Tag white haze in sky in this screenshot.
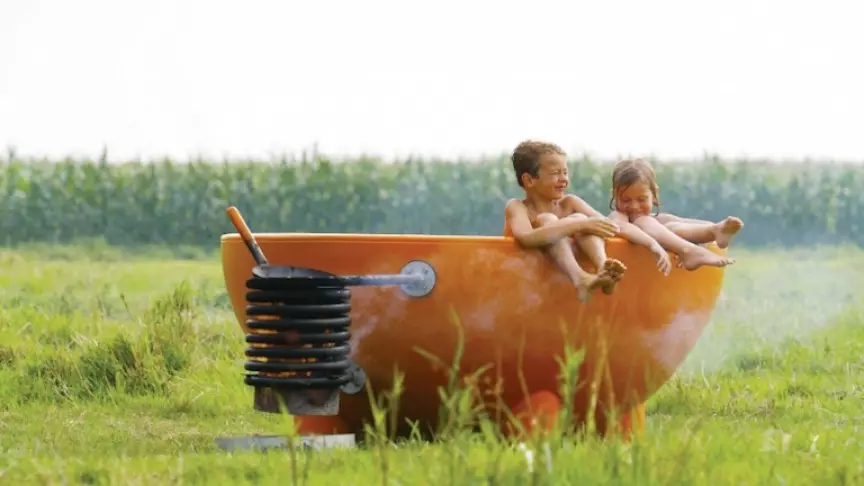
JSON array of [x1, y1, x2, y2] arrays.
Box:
[[1, 0, 863, 162]]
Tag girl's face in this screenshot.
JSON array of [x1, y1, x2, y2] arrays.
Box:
[[615, 181, 654, 218]]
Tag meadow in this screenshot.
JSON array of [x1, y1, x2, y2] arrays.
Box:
[[0, 241, 862, 485], [0, 154, 863, 484]]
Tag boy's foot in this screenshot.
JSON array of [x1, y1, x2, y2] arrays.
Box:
[[600, 258, 627, 295], [714, 217, 743, 249], [677, 247, 735, 270], [574, 272, 616, 303]]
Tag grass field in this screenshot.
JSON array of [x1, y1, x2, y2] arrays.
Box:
[[1, 243, 863, 485]]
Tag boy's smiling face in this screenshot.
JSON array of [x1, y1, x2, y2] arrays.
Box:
[[522, 153, 570, 199]]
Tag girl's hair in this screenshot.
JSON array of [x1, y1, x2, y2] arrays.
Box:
[[608, 158, 661, 215]]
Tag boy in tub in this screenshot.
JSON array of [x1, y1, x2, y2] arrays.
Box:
[[606, 157, 741, 269], [503, 140, 635, 302]]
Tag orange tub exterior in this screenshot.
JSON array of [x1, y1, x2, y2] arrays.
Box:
[[220, 233, 726, 439]]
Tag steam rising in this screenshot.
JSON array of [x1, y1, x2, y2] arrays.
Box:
[[680, 245, 863, 374]]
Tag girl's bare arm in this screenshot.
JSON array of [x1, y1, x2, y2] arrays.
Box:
[[608, 211, 661, 248]]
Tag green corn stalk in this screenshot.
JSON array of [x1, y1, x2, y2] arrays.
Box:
[[0, 152, 861, 248]]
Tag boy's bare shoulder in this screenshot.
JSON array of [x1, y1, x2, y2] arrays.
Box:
[[561, 194, 603, 217], [561, 194, 587, 205], [504, 198, 528, 213], [505, 197, 526, 206], [559, 194, 586, 212]]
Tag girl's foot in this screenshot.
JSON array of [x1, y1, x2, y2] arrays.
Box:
[[714, 217, 743, 249], [677, 247, 735, 270]]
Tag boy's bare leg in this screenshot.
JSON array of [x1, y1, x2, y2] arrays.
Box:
[[534, 213, 615, 302], [565, 214, 627, 295], [632, 216, 735, 270], [664, 216, 744, 249]]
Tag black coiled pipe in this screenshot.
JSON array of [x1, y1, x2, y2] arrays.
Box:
[[242, 267, 356, 391]]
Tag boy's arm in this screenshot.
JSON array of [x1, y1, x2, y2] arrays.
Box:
[[505, 199, 590, 248], [566, 194, 659, 248]]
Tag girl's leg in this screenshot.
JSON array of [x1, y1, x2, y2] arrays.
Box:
[[534, 213, 616, 302], [632, 215, 734, 270], [656, 213, 712, 225], [657, 213, 744, 249]]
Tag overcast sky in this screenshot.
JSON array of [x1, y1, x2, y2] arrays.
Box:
[[1, 0, 862, 162]]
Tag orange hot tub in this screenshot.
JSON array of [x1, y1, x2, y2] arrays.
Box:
[[220, 232, 727, 440]]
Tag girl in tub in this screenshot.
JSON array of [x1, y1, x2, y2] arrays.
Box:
[[608, 158, 743, 272]]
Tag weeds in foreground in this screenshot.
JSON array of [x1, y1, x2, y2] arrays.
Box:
[[354, 306, 649, 486], [2, 248, 864, 484]]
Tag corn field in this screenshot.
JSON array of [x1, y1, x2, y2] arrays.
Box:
[[1, 152, 862, 248]]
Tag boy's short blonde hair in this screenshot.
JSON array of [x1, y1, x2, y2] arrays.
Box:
[[511, 140, 566, 187]]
